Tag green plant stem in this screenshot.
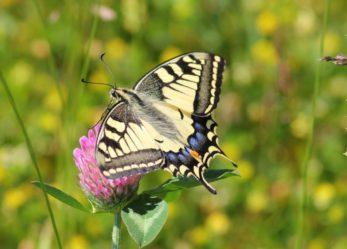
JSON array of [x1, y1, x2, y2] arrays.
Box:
[[0, 72, 62, 249], [112, 212, 121, 249], [295, 1, 330, 248]]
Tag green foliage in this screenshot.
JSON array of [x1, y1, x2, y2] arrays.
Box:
[[32, 181, 90, 213], [121, 194, 168, 248]]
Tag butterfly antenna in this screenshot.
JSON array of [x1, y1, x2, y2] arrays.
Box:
[[100, 53, 116, 88], [81, 78, 114, 88]]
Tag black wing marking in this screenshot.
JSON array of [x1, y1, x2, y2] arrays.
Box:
[[133, 52, 225, 116]]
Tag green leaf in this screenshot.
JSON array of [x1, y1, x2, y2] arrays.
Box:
[[121, 194, 168, 248], [32, 181, 91, 213], [145, 169, 239, 199]]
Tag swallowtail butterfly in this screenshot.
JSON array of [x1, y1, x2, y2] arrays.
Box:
[[95, 52, 235, 194]]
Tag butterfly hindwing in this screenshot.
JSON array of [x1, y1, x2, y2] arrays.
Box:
[[134, 52, 225, 116], [161, 110, 224, 194], [96, 101, 165, 178]]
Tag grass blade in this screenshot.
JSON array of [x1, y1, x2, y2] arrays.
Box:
[[295, 0, 330, 248], [0, 72, 63, 249]]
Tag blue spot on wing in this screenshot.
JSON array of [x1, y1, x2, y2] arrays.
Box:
[[167, 152, 178, 164], [194, 122, 205, 131], [182, 148, 190, 157], [178, 153, 189, 164], [189, 137, 199, 150]]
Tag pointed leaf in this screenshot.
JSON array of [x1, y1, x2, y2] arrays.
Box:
[[32, 181, 91, 213], [145, 169, 239, 199], [121, 194, 168, 248]]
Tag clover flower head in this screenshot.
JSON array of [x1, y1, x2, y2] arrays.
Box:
[[73, 124, 141, 210]]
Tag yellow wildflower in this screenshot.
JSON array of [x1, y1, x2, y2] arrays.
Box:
[[105, 38, 128, 61], [3, 184, 33, 210], [251, 40, 277, 65], [205, 212, 231, 235], [290, 114, 310, 138], [39, 113, 60, 133], [238, 160, 255, 181], [256, 11, 278, 35], [65, 234, 89, 249], [313, 182, 336, 210], [189, 226, 208, 246], [246, 189, 268, 213]]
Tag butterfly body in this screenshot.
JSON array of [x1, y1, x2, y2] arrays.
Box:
[[95, 52, 234, 194]]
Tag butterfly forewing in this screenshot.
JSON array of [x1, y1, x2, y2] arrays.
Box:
[[96, 101, 165, 178], [134, 52, 225, 116]]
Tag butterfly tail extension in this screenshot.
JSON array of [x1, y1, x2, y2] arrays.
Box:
[[162, 115, 233, 194], [193, 164, 217, 194]]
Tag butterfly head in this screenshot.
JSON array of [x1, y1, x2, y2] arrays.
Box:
[[109, 87, 119, 100]]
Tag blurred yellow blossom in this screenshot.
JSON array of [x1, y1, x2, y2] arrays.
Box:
[[43, 88, 63, 112], [251, 40, 277, 65], [65, 234, 89, 249], [328, 204, 344, 224], [39, 113, 60, 133], [256, 11, 278, 35], [238, 160, 255, 181], [246, 189, 268, 213], [89, 69, 109, 92], [189, 226, 208, 246], [323, 32, 341, 55], [308, 238, 326, 249], [105, 38, 128, 61], [313, 182, 336, 210], [160, 47, 182, 62], [290, 114, 310, 138], [205, 212, 231, 235], [3, 184, 34, 210]]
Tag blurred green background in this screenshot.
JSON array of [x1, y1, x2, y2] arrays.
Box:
[[1, 0, 346, 248]]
